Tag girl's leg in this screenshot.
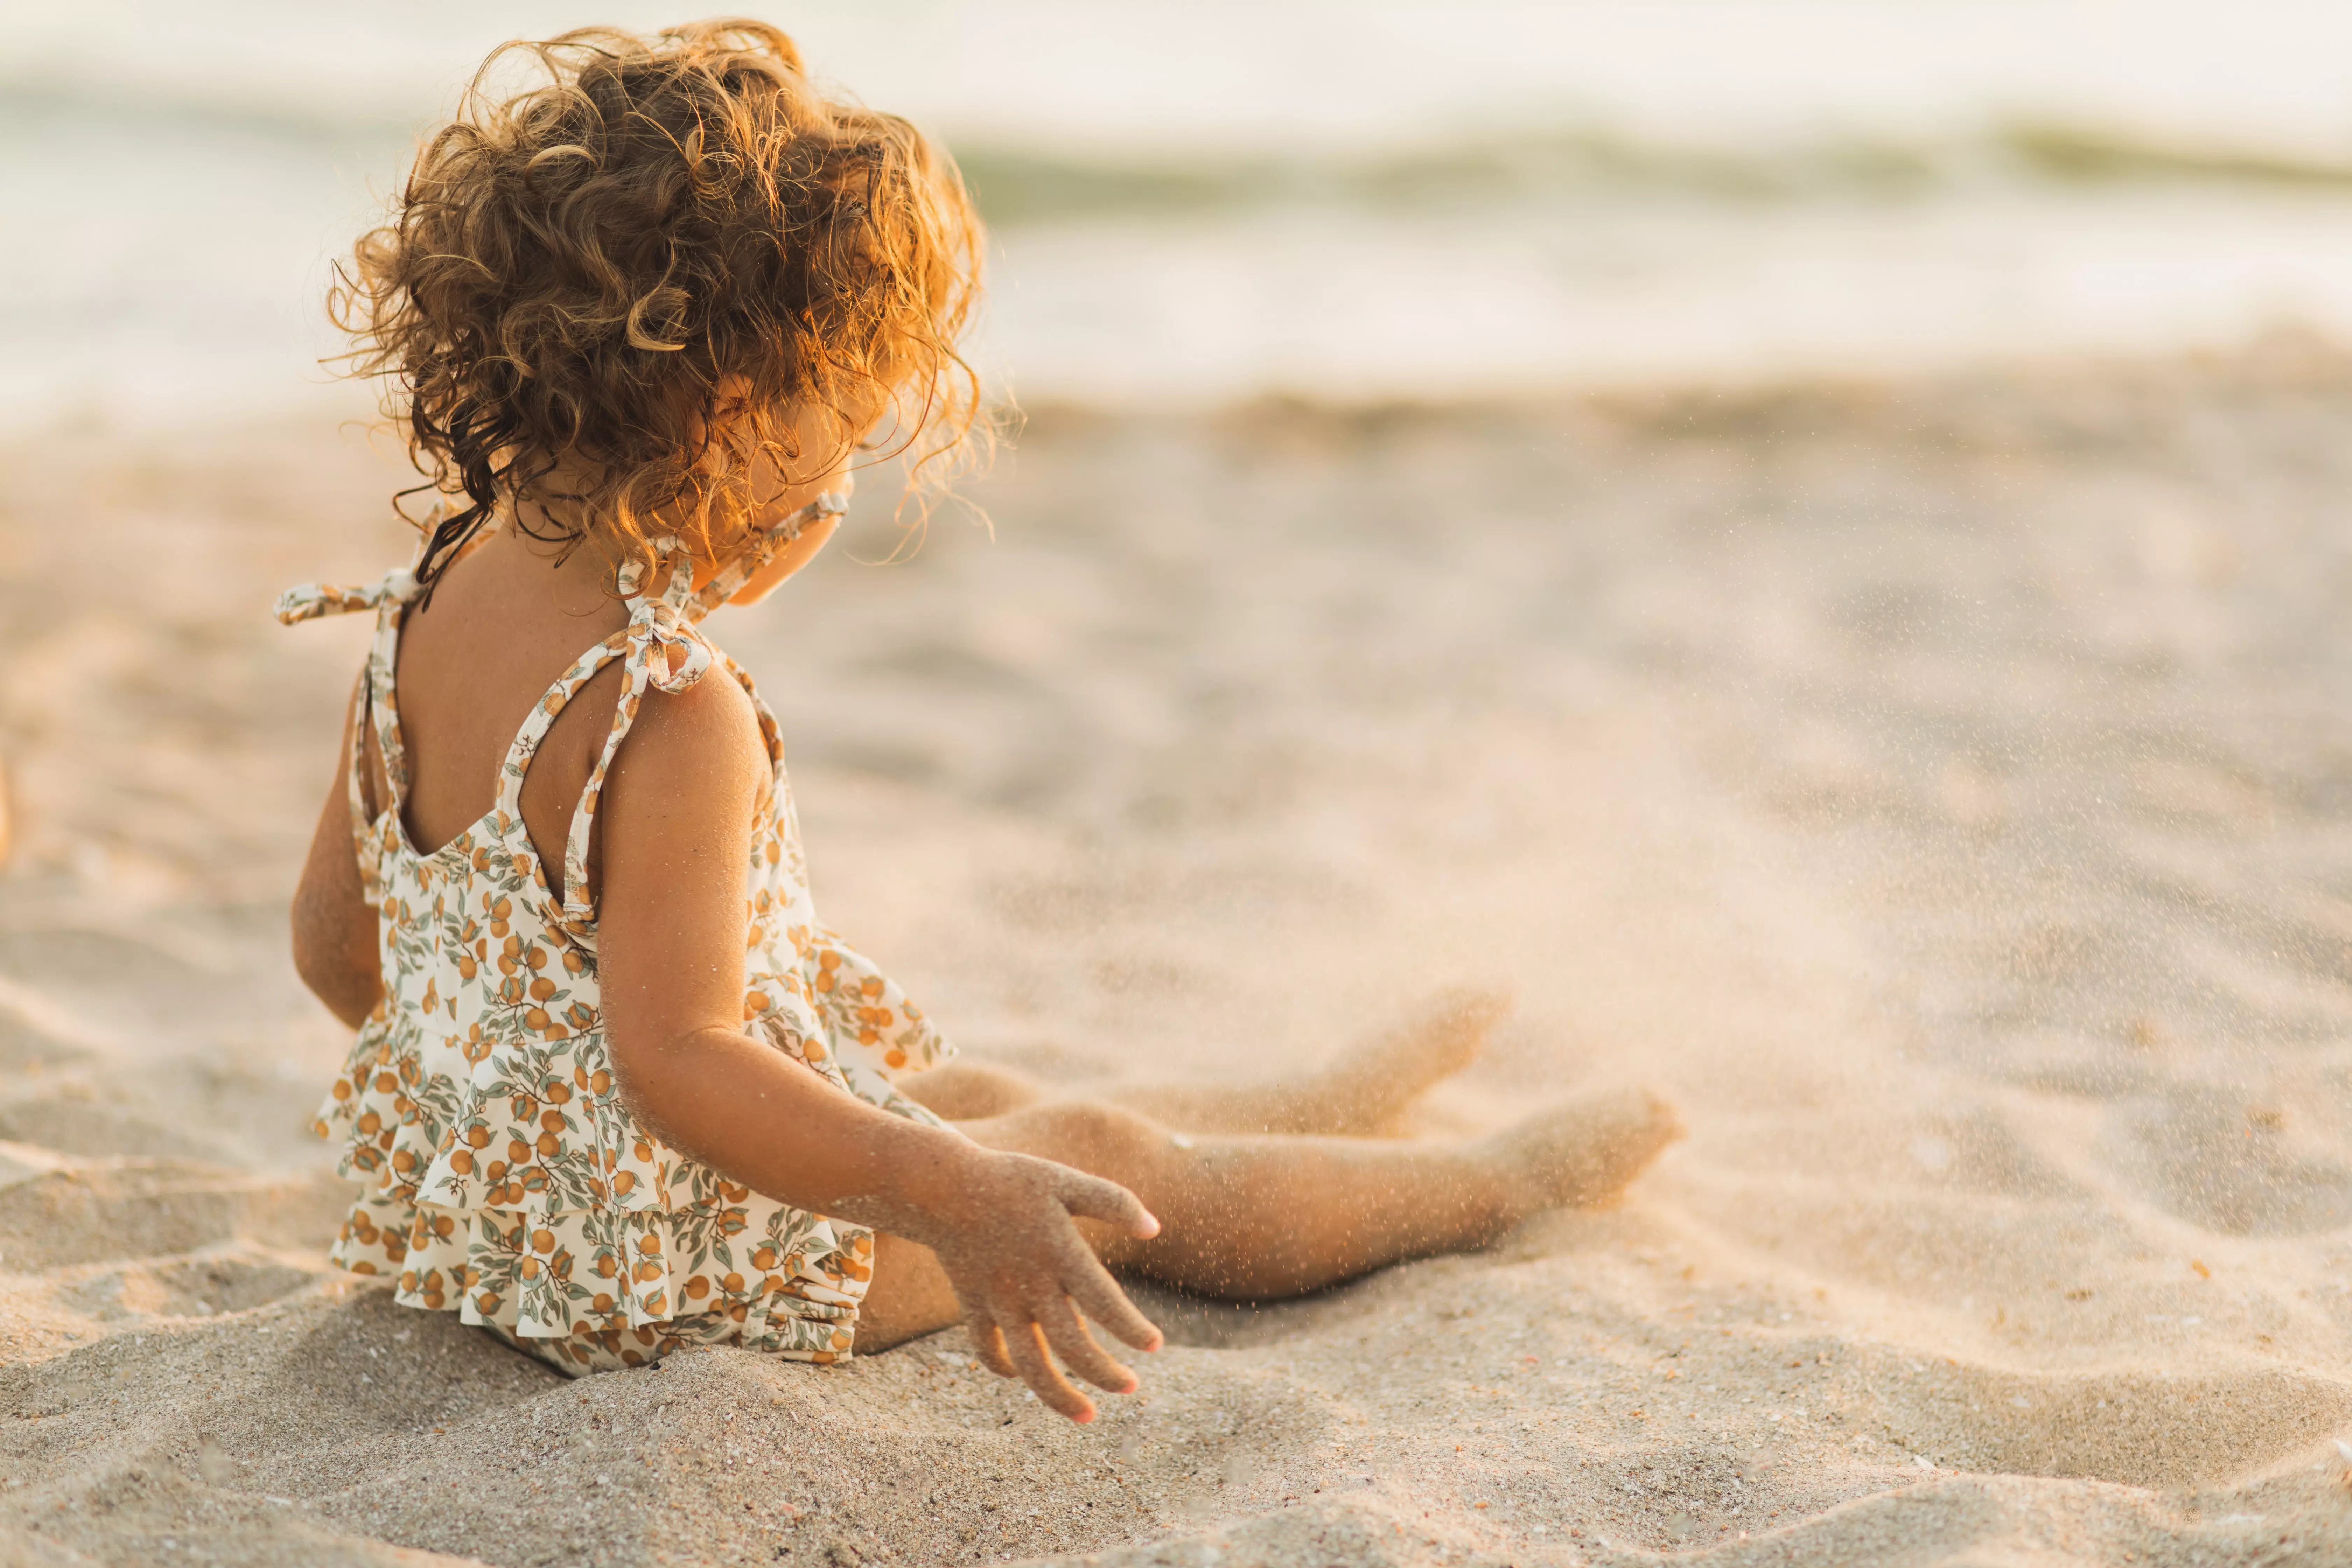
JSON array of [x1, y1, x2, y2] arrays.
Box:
[[854, 1232, 966, 1352], [1099, 985, 1507, 1136], [889, 1060, 1050, 1122], [894, 985, 1509, 1135], [855, 1086, 1681, 1351]]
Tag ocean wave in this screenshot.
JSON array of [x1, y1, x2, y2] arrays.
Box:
[[957, 124, 2352, 223], [8, 71, 2352, 225]]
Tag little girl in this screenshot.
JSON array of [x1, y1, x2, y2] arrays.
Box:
[[285, 20, 1678, 1423]]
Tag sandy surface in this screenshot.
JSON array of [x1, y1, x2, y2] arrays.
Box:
[[7, 344, 2352, 1565]]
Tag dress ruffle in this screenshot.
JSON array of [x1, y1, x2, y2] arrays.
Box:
[[313, 933, 932, 1360]]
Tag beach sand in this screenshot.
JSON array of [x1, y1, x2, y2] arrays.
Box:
[[5, 343, 2352, 1566]]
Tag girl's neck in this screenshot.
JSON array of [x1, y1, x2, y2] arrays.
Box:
[[487, 444, 852, 614], [451, 516, 634, 631]]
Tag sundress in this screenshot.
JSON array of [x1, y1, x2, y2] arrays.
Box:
[[276, 496, 953, 1374]]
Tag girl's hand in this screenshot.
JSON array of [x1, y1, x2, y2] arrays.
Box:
[[912, 1147, 1165, 1421]]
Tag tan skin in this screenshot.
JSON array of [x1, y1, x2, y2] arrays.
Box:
[[293, 437, 1682, 1423]]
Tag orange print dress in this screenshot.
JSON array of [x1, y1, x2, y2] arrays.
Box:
[[276, 496, 952, 1374]]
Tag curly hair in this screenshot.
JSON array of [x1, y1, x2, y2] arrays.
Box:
[[332, 19, 983, 594]]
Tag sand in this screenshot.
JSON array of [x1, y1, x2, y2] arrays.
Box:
[[6, 342, 2352, 1566]]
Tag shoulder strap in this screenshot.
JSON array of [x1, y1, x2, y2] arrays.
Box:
[[543, 492, 847, 932], [278, 564, 425, 853], [546, 537, 714, 931], [685, 493, 848, 617], [487, 623, 635, 840]]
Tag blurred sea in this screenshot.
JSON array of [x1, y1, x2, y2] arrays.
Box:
[[9, 0, 2352, 428]]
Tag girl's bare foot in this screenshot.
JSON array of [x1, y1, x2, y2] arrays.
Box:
[[1303, 983, 1512, 1134], [1482, 1086, 1684, 1216], [1107, 983, 1512, 1136]]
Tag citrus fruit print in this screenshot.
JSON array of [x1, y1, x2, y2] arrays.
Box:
[[279, 503, 951, 1372]]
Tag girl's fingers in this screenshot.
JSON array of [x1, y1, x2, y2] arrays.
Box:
[[964, 1309, 1015, 1378], [1030, 1289, 1138, 1395], [1052, 1169, 1160, 1240], [997, 1313, 1094, 1422], [1055, 1240, 1164, 1354]]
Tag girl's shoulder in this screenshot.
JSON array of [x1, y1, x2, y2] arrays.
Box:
[[612, 658, 772, 793]]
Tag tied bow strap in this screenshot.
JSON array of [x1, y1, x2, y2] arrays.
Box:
[[615, 540, 718, 695], [274, 567, 421, 626], [616, 493, 849, 693]]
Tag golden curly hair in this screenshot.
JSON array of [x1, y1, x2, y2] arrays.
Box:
[[332, 18, 983, 594]]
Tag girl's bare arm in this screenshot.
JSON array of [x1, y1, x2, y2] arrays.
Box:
[[292, 686, 385, 1030], [596, 674, 1163, 1420]]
